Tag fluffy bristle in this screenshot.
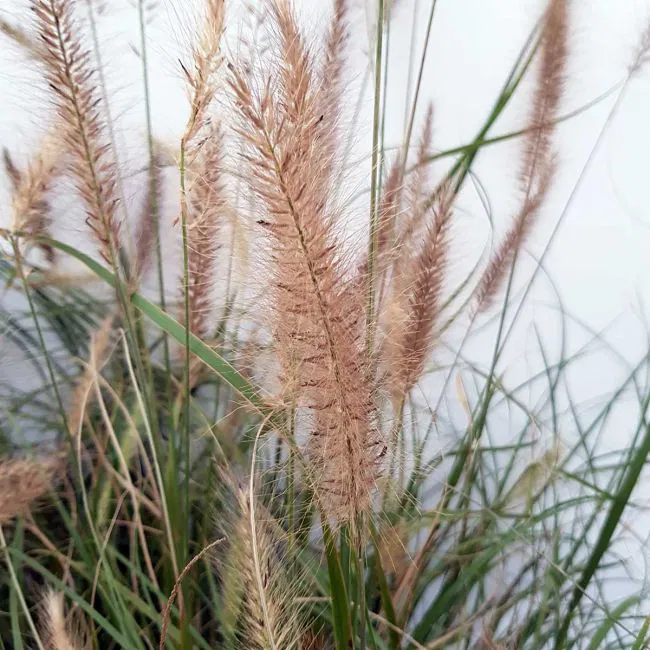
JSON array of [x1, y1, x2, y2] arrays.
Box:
[[178, 0, 226, 355], [385, 186, 453, 397], [474, 159, 555, 311], [134, 149, 164, 280], [7, 133, 60, 262], [42, 591, 85, 650], [475, 0, 567, 312], [356, 105, 433, 296], [0, 455, 60, 524], [182, 125, 224, 341], [182, 0, 226, 144], [219, 480, 303, 649], [321, 0, 348, 102], [314, 0, 348, 192], [519, 0, 567, 194], [355, 158, 403, 288], [31, 0, 120, 264], [399, 103, 434, 249], [230, 0, 383, 523]]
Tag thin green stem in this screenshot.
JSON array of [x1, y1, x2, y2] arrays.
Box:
[[378, 6, 391, 201], [137, 0, 172, 394], [10, 238, 68, 438], [356, 521, 368, 650], [400, 0, 437, 181], [0, 526, 46, 650], [365, 0, 385, 356], [402, 0, 419, 139], [178, 140, 192, 618]]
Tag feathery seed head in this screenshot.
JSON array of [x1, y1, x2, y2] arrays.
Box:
[[41, 591, 86, 650], [5, 133, 60, 262], [230, 0, 384, 524], [475, 0, 568, 313], [0, 455, 60, 524], [31, 0, 121, 264]]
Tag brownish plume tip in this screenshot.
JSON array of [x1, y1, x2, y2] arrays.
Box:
[[32, 0, 121, 265], [0, 455, 60, 524], [475, 0, 568, 313], [230, 0, 384, 523]]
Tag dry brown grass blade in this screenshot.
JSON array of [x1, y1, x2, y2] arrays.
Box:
[[475, 0, 568, 312], [392, 493, 447, 622], [158, 538, 223, 650], [230, 0, 383, 523], [31, 0, 121, 264], [0, 455, 61, 524]]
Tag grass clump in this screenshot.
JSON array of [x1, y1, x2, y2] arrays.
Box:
[[0, 0, 649, 648]]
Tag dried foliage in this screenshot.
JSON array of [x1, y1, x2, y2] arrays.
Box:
[[218, 479, 303, 649], [314, 0, 349, 192], [400, 103, 434, 250], [0, 455, 60, 524], [183, 125, 225, 340], [355, 158, 403, 288], [181, 0, 226, 145], [177, 0, 226, 351], [134, 149, 164, 280]]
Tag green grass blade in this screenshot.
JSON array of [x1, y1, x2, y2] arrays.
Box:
[[9, 522, 24, 650], [8, 546, 133, 649], [586, 597, 640, 650], [556, 415, 650, 647], [370, 525, 399, 650], [37, 236, 268, 412], [321, 517, 353, 650], [632, 614, 650, 650]]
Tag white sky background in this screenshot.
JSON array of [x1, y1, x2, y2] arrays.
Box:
[[2, 0, 650, 613]]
